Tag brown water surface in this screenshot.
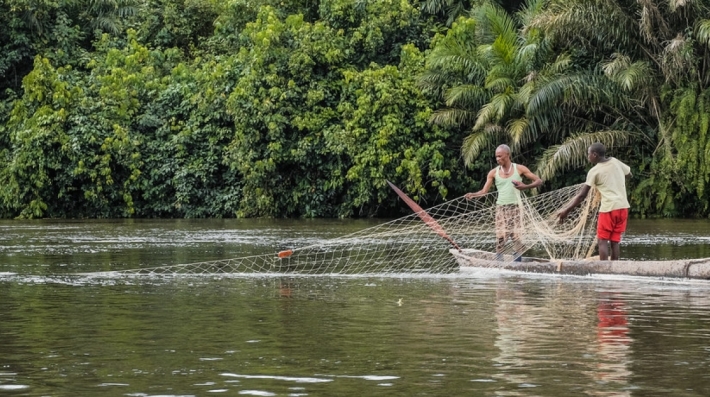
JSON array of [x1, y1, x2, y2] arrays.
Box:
[[1, 218, 709, 396]]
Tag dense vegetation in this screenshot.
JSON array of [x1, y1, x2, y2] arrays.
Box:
[[2, 0, 710, 218]]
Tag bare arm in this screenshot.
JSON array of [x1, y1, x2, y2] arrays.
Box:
[[465, 169, 496, 200], [557, 184, 591, 222], [514, 165, 543, 190]]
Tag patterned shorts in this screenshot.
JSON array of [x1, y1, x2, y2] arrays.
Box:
[[495, 204, 521, 239]]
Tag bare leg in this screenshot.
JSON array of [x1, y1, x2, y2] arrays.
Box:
[[496, 237, 505, 260], [598, 238, 610, 260], [496, 237, 505, 254], [610, 241, 620, 260], [512, 234, 523, 261]]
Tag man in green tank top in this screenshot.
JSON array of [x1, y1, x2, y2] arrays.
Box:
[[465, 145, 543, 261], [557, 143, 632, 260]]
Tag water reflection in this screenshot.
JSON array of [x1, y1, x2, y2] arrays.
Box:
[[2, 220, 710, 396], [489, 281, 595, 395], [590, 294, 631, 396], [480, 277, 710, 396]]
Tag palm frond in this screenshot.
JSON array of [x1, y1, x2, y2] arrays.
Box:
[[517, 79, 536, 103], [527, 106, 566, 142], [473, 91, 515, 130], [484, 76, 515, 92], [529, 0, 637, 50], [426, 40, 487, 82], [545, 53, 572, 74], [421, 0, 469, 25], [473, 101, 499, 130], [462, 128, 502, 166], [535, 130, 635, 181], [473, 1, 518, 47], [660, 33, 695, 84], [430, 108, 479, 127], [602, 53, 654, 91], [483, 36, 518, 67], [516, 41, 539, 66], [558, 72, 630, 113], [421, 0, 446, 15], [86, 0, 137, 34], [416, 69, 457, 91], [506, 117, 532, 151], [525, 74, 567, 116], [601, 53, 631, 76], [668, 0, 690, 12], [444, 84, 489, 108], [445, 1, 468, 26], [638, 0, 671, 44], [517, 0, 547, 28], [696, 19, 710, 47]]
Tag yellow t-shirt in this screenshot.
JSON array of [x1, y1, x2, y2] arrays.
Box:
[[585, 157, 631, 212]]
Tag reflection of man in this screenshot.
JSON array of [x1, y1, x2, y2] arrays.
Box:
[[597, 300, 629, 344], [465, 145, 542, 261], [279, 279, 293, 298], [594, 296, 632, 395]]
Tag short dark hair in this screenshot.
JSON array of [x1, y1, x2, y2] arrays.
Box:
[[589, 142, 606, 157]]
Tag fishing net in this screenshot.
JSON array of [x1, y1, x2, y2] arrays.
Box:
[[92, 183, 600, 277]]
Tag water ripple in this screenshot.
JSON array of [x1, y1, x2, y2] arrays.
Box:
[[221, 374, 332, 383]]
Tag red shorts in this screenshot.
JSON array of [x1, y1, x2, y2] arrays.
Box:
[[597, 208, 628, 242]]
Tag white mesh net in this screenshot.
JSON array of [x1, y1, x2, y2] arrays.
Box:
[[90, 183, 599, 277]]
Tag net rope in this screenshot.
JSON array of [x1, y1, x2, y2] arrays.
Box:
[[89, 183, 600, 277]]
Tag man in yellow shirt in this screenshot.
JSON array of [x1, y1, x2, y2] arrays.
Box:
[[557, 143, 632, 260], [466, 145, 543, 261]]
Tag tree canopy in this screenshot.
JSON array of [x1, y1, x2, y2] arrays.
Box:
[[2, 0, 710, 218]]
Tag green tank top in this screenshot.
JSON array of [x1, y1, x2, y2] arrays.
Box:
[[495, 163, 522, 205]]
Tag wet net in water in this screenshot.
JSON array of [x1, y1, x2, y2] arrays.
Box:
[[91, 184, 599, 277]]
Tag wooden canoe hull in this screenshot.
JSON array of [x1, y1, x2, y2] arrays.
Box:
[[451, 249, 710, 280]]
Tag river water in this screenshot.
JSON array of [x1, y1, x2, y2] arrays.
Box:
[[1, 218, 710, 396]]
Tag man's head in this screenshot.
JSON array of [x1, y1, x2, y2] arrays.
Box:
[[587, 142, 606, 164], [495, 144, 512, 166]]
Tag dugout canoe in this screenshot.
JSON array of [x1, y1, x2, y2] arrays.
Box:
[[451, 249, 710, 280]]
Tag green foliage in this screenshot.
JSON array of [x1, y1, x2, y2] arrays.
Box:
[[1, 0, 463, 219], [1, 57, 80, 218], [421, 1, 558, 172], [223, 8, 346, 218], [320, 0, 433, 66], [420, 0, 474, 26], [420, 0, 710, 217], [2, 33, 177, 218], [223, 7, 455, 218], [133, 63, 239, 217], [636, 86, 710, 217], [337, 45, 454, 214], [0, 0, 137, 108], [136, 0, 222, 55], [6, 0, 710, 219]]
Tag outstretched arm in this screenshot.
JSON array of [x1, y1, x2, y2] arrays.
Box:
[[557, 184, 591, 222], [514, 165, 543, 190], [465, 169, 496, 200]]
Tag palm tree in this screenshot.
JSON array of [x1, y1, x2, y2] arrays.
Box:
[[528, 0, 710, 214], [420, 0, 474, 26], [420, 0, 528, 25], [420, 0, 555, 165]]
